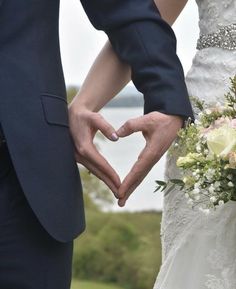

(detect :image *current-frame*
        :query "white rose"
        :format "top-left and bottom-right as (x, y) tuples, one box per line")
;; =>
(206, 125), (236, 156)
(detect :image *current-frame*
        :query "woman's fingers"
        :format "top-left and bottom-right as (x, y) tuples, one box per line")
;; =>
(78, 156), (120, 197)
(91, 114), (119, 141)
(69, 108), (121, 195)
(75, 142), (121, 195)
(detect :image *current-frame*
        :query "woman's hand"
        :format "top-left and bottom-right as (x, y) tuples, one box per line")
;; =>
(68, 104), (121, 197)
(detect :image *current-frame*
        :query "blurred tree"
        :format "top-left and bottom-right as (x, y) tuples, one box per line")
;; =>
(79, 167), (114, 211)
(67, 85), (79, 104)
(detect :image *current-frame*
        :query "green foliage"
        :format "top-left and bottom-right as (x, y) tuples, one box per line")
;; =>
(73, 211), (162, 289)
(71, 280), (124, 289)
(80, 167), (114, 210)
(190, 95), (205, 111)
(191, 76), (236, 128)
(67, 85), (79, 104)
(225, 76), (236, 110)
(169, 123), (199, 158)
(76, 156), (161, 289)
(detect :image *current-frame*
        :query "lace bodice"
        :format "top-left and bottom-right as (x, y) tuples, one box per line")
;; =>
(185, 0), (236, 105)
(196, 0), (235, 34)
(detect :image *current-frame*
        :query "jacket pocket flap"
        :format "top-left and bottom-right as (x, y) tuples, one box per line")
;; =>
(41, 94), (69, 127)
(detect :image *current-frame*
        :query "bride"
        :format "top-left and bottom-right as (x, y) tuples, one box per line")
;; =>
(153, 1), (236, 288)
(72, 0), (236, 288)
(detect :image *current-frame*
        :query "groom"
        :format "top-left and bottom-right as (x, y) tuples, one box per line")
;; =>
(0, 0), (193, 288)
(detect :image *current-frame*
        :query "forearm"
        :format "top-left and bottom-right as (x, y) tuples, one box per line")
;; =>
(80, 0), (194, 119)
(73, 0), (187, 114)
(154, 0), (188, 26)
(71, 41), (131, 112)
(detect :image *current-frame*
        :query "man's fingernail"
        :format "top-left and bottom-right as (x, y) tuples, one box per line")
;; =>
(111, 133), (119, 141)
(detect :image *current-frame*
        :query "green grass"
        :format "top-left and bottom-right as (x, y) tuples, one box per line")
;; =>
(71, 280), (124, 289)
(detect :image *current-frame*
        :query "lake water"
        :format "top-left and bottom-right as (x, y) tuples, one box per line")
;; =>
(95, 107), (166, 212)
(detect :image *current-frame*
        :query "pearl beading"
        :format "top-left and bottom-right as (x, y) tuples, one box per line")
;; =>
(197, 23), (236, 50)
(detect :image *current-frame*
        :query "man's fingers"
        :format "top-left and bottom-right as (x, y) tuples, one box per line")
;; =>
(118, 137), (174, 206)
(91, 114), (119, 141)
(118, 176), (145, 207)
(116, 115), (148, 137)
(117, 144), (156, 200)
(117, 112), (183, 206)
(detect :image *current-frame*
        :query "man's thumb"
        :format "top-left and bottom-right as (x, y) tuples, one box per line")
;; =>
(117, 118), (142, 137)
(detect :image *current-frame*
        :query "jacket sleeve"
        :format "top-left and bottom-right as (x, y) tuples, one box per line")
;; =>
(80, 0), (194, 119)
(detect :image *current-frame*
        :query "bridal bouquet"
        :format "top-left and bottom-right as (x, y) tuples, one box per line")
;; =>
(155, 76), (236, 213)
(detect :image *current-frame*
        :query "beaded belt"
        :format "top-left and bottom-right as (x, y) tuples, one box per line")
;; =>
(197, 23), (236, 50)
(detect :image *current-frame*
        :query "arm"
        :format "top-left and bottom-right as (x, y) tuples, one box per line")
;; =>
(71, 41), (131, 112)
(69, 41), (131, 195)
(80, 0), (194, 119)
(155, 0), (188, 25)
(73, 0), (188, 113)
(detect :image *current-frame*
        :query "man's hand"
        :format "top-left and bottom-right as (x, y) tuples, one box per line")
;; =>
(68, 105), (121, 197)
(116, 111), (183, 207)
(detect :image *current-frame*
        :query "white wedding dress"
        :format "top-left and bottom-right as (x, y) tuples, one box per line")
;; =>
(154, 0), (236, 288)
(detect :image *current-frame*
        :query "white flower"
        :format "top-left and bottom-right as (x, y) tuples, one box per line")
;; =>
(192, 188), (200, 195)
(194, 182), (201, 189)
(228, 174), (233, 180)
(196, 144), (202, 153)
(177, 153), (202, 167)
(218, 200), (225, 206)
(185, 193), (190, 199)
(209, 185), (215, 194)
(228, 181), (234, 187)
(210, 196), (217, 203)
(194, 195), (200, 201)
(214, 181), (221, 188)
(174, 143), (179, 148)
(206, 124), (236, 157)
(206, 169), (216, 181)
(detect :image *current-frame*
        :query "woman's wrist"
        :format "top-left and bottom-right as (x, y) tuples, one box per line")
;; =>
(69, 93), (102, 113)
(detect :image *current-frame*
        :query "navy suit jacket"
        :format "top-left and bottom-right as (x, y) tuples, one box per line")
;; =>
(0, 0), (193, 242)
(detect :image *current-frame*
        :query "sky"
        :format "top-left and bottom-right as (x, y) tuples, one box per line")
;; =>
(59, 0), (200, 86)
